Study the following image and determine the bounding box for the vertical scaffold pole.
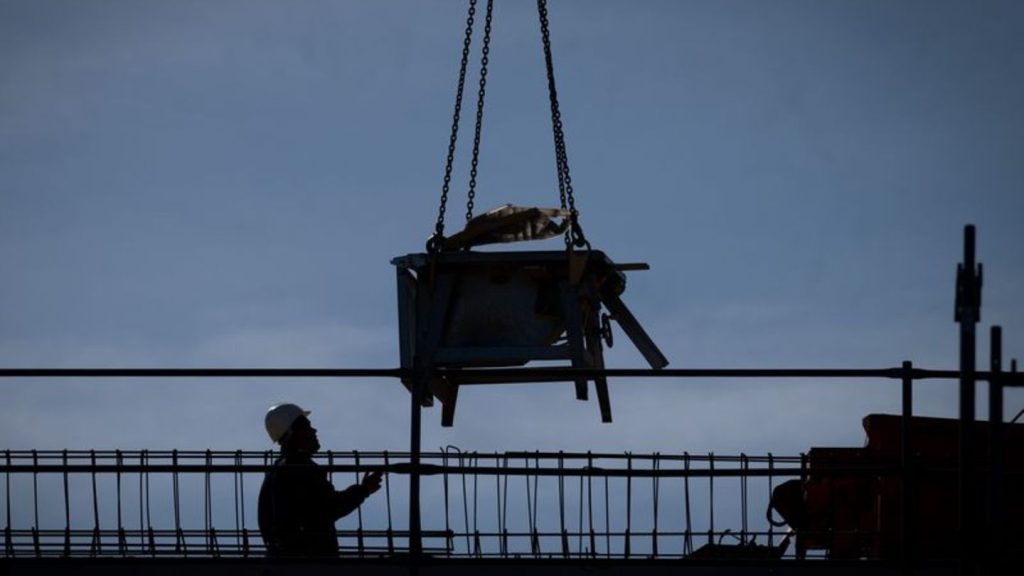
[954,224,980,573]
[409,375,426,562]
[900,361,914,570]
[988,326,1004,568]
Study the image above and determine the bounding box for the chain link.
[465,0,494,222]
[431,0,479,251]
[537,0,585,248]
[433,0,585,250]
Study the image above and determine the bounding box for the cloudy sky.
[2,0,1022,464]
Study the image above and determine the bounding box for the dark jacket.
[258,454,369,557]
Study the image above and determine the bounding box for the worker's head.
[265,403,320,454]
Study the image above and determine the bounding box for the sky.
[2,0,1023,479]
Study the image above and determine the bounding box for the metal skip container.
[392,249,668,426]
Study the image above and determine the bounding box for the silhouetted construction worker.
[258,403,383,557]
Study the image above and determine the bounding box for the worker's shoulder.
[272,455,324,477]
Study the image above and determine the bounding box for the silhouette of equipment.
[399,0,668,427]
[766,413,1024,560]
[393,250,668,426]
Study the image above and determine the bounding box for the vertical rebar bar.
[651,453,660,557]
[144,451,153,554]
[232,450,242,554]
[740,453,749,542]
[683,452,692,556]
[524,454,536,557]
[116,450,125,556]
[32,451,38,536]
[625,453,632,558]
[240,451,248,558]
[586,452,594,558]
[442,447,451,557]
[472,453,481,558]
[4,450,11,558]
[558,452,568,559]
[603,473,610,559]
[353,451,364,557]
[502,455,510,558]
[383,451,395,555]
[204,450,212,555]
[531,453,541,557]
[90,450,101,556]
[138,451,145,551]
[798,453,807,559]
[498,453,507,558]
[172,450,183,555]
[708,453,715,548]
[767,453,776,550]
[577,465,584,557]
[62,450,70,557]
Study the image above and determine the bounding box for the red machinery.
[771,414,1024,559]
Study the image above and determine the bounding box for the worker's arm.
[331,471,383,520]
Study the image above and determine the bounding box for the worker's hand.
[361,470,383,495]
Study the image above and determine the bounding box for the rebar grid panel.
[1,448,948,560]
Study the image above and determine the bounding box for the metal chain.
[537,0,586,248]
[431,0,479,252]
[465,0,494,222]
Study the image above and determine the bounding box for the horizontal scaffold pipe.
[0,366,1019,384]
[1,449,806,463]
[0,462,973,479]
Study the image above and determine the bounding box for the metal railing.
[1,447,897,559]
[1,372,1021,565]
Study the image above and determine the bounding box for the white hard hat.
[265,403,311,444]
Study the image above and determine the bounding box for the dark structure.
[1,225,1022,576]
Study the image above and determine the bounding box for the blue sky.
[2,0,1022,461]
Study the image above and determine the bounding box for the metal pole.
[954,224,980,573]
[409,376,425,562]
[988,326,1004,567]
[900,360,913,569]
